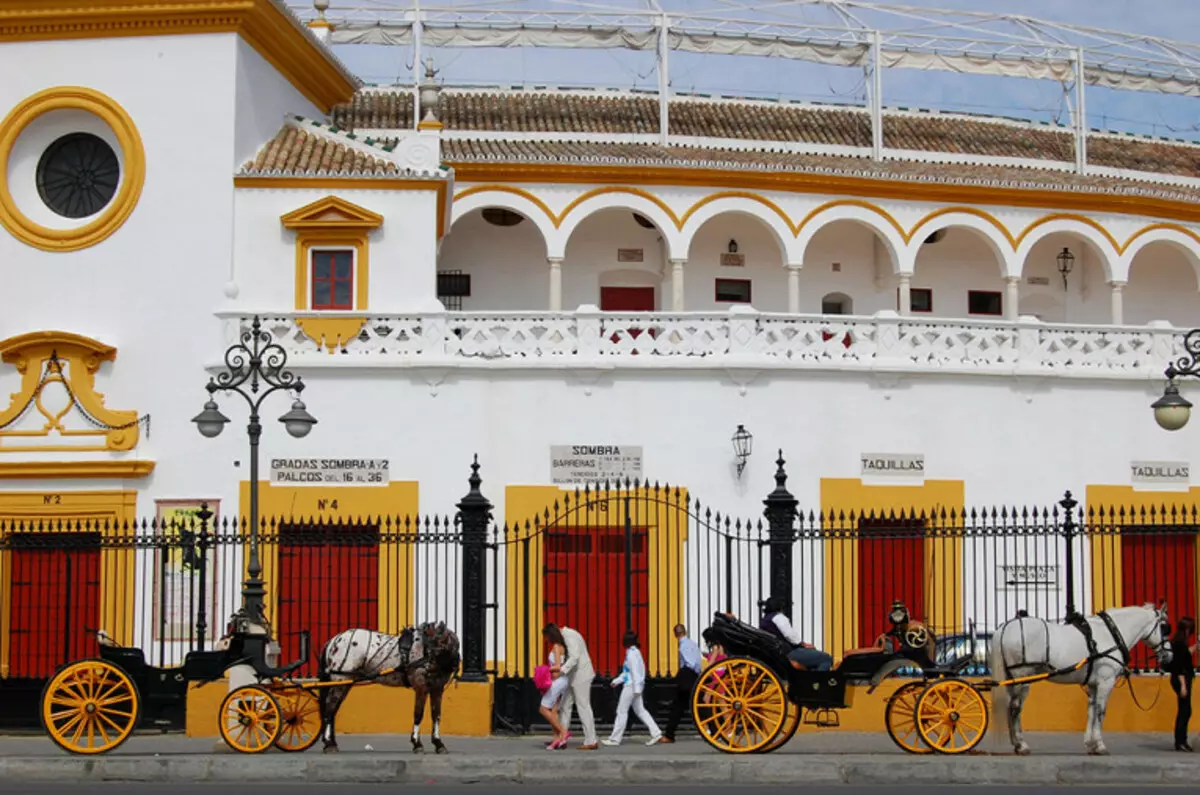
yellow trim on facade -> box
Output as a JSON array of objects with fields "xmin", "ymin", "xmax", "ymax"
[
  {"xmin": 451, "ymin": 162, "xmax": 1200, "ymax": 227},
  {"xmin": 1085, "ymin": 485, "xmax": 1200, "ymax": 618},
  {"xmin": 504, "ymin": 485, "xmax": 689, "ymax": 677},
  {"xmin": 0, "ymin": 331, "xmax": 142, "ymax": 452},
  {"xmin": 281, "ymin": 195, "xmax": 382, "ymax": 319},
  {"xmin": 0, "ymin": 489, "xmax": 137, "ymax": 677},
  {"xmin": 244, "ymin": 481, "xmax": 419, "ymax": 634},
  {"xmin": 678, "ymin": 190, "xmax": 800, "ymax": 234},
  {"xmin": 909, "ymin": 205, "xmax": 1019, "ymax": 249},
  {"xmin": 453, "ymin": 184, "xmax": 560, "ymax": 227},
  {"xmin": 0, "ymin": 1, "xmax": 357, "ymax": 113},
  {"xmin": 556, "ymin": 186, "xmax": 683, "ymax": 230},
  {"xmin": 819, "ymin": 478, "xmax": 965, "ymax": 661},
  {"xmin": 242, "ymin": 177, "xmax": 448, "ymax": 239},
  {"xmin": 0, "ymin": 86, "xmax": 145, "ymax": 253},
  {"xmin": 0, "ymin": 460, "xmax": 154, "ymax": 479}
]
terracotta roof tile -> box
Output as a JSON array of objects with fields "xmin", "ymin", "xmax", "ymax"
[
  {"xmin": 333, "ymin": 89, "xmax": 1200, "ymax": 180},
  {"xmin": 242, "ymin": 125, "xmax": 399, "ymax": 176}
]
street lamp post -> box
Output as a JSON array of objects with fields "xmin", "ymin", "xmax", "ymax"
[
  {"xmin": 1152, "ymin": 328, "xmax": 1200, "ymax": 432},
  {"xmin": 193, "ymin": 316, "xmax": 317, "ymax": 633}
]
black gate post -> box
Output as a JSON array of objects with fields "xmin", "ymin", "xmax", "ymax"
[
  {"xmin": 457, "ymin": 454, "xmax": 493, "ymax": 682},
  {"xmin": 763, "ymin": 450, "xmax": 798, "ymax": 617},
  {"xmin": 195, "ymin": 502, "xmax": 212, "ymax": 652},
  {"xmin": 1060, "ymin": 490, "xmax": 1079, "ymax": 620}
]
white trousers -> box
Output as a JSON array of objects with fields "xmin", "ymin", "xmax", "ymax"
[
  {"xmin": 558, "ymin": 673, "xmax": 597, "ymax": 745},
  {"xmin": 609, "ymin": 685, "xmax": 660, "ymax": 743}
]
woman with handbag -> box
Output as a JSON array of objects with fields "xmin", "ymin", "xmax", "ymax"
[{"xmin": 537, "ymin": 625, "xmax": 571, "ymax": 750}]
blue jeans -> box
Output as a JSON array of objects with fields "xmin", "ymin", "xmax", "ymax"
[{"xmin": 788, "ymin": 646, "xmax": 833, "ymax": 671}]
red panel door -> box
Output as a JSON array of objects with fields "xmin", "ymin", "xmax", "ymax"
[
  {"xmin": 1121, "ymin": 524, "xmax": 1198, "ymax": 669},
  {"xmin": 600, "ymin": 287, "xmax": 655, "ymax": 312},
  {"xmin": 857, "ymin": 518, "xmax": 926, "ymax": 648},
  {"xmin": 544, "ymin": 525, "xmax": 649, "ymax": 678},
  {"xmin": 277, "ymin": 523, "xmax": 380, "ymax": 678},
  {"xmin": 8, "ymin": 533, "xmax": 101, "ymax": 678}
]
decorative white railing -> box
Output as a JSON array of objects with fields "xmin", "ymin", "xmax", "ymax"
[{"xmin": 215, "ymin": 308, "xmax": 1184, "ymax": 380}]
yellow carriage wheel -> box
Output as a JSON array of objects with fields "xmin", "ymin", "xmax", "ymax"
[
  {"xmin": 219, "ymin": 685, "xmax": 282, "ymax": 754},
  {"xmin": 756, "ymin": 699, "xmax": 801, "ymax": 753},
  {"xmin": 885, "ymin": 681, "xmax": 931, "ymax": 754},
  {"xmin": 914, "ymin": 678, "xmax": 989, "ymax": 755},
  {"xmin": 274, "ymin": 688, "xmax": 322, "ymax": 753},
  {"xmin": 41, "ymin": 659, "xmax": 140, "ymax": 755},
  {"xmin": 690, "ymin": 656, "xmax": 786, "ymax": 754}
]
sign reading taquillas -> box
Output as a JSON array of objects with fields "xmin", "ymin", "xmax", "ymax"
[
  {"xmin": 1130, "ymin": 461, "xmax": 1189, "ymax": 485},
  {"xmin": 861, "ymin": 453, "xmax": 925, "ymax": 478}
]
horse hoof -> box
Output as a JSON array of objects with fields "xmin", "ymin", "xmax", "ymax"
[
  {"xmin": 435, "ymin": 746, "xmax": 448, "ymax": 755},
  {"xmin": 1015, "ymin": 747, "xmax": 1031, "ymax": 756},
  {"xmin": 323, "ymin": 745, "xmax": 340, "ymax": 755},
  {"xmin": 413, "ymin": 746, "xmax": 425, "ymax": 755},
  {"xmin": 1088, "ymin": 747, "xmax": 1110, "ymax": 756}
]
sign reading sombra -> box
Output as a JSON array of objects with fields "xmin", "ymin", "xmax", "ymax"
[
  {"xmin": 861, "ymin": 453, "xmax": 925, "ymax": 477},
  {"xmin": 1130, "ymin": 461, "xmax": 1190, "ymax": 485},
  {"xmin": 551, "ymin": 445, "xmax": 643, "ymax": 485}
]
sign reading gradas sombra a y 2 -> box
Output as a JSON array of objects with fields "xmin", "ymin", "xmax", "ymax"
[
  {"xmin": 270, "ymin": 458, "xmax": 390, "ymax": 485},
  {"xmin": 551, "ymin": 445, "xmax": 643, "ymax": 485}
]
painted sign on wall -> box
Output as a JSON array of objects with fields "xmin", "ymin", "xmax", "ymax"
[
  {"xmin": 861, "ymin": 453, "xmax": 925, "ymax": 477},
  {"xmin": 551, "ymin": 445, "xmax": 644, "ymax": 485},
  {"xmin": 1130, "ymin": 461, "xmax": 1190, "ymax": 485},
  {"xmin": 998, "ymin": 564, "xmax": 1059, "ymax": 590},
  {"xmin": 270, "ymin": 458, "xmax": 390, "ymax": 486}
]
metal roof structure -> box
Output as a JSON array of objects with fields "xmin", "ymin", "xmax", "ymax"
[{"xmin": 288, "ymin": 1, "xmax": 1200, "ymax": 170}]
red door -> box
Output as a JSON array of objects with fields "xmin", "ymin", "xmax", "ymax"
[
  {"xmin": 601, "ymin": 287, "xmax": 657, "ymax": 350},
  {"xmin": 857, "ymin": 518, "xmax": 925, "ymax": 648},
  {"xmin": 277, "ymin": 523, "xmax": 380, "ymax": 678},
  {"xmin": 8, "ymin": 533, "xmax": 101, "ymax": 678},
  {"xmin": 544, "ymin": 524, "xmax": 649, "ymax": 677},
  {"xmin": 1121, "ymin": 524, "xmax": 1197, "ymax": 669}
]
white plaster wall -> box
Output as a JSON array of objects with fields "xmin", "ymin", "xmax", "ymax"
[
  {"xmin": 437, "ymin": 210, "xmax": 548, "ymax": 310},
  {"xmin": 1126, "ymin": 242, "xmax": 1200, "ymax": 326},
  {"xmin": 562, "ymin": 208, "xmax": 668, "ymax": 310},
  {"xmin": 910, "ymin": 228, "xmax": 1008, "ymax": 318},
  {"xmin": 230, "ymin": 186, "xmax": 442, "ymax": 311},
  {"xmin": 0, "ymin": 33, "xmax": 246, "ymax": 513},
  {"xmin": 232, "ymin": 38, "xmax": 322, "ymax": 169},
  {"xmin": 684, "ymin": 212, "xmax": 786, "ymax": 312},
  {"xmin": 796, "ymin": 221, "xmax": 895, "ymax": 315}
]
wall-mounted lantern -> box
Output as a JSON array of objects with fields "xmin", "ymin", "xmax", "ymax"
[
  {"xmin": 732, "ymin": 424, "xmax": 753, "ymax": 477},
  {"xmin": 728, "ymin": 239, "xmax": 739, "ymax": 254},
  {"xmin": 1056, "ymin": 246, "xmax": 1075, "ymax": 290}
]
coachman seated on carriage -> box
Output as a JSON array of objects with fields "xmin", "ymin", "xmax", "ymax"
[{"xmin": 759, "ymin": 596, "xmax": 834, "ymax": 671}]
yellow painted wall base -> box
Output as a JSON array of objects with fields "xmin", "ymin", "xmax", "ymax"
[
  {"xmin": 792, "ymin": 678, "xmax": 1177, "ymax": 734},
  {"xmin": 186, "ymin": 680, "xmax": 493, "ymax": 738}
]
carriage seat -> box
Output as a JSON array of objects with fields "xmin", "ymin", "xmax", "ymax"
[
  {"xmin": 100, "ymin": 645, "xmax": 148, "ymax": 675},
  {"xmin": 182, "ymin": 649, "xmax": 233, "ymax": 682}
]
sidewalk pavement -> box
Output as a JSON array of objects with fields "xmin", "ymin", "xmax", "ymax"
[{"xmin": 2, "ymin": 732, "xmax": 1199, "ymax": 785}]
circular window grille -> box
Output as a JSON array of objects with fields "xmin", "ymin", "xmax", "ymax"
[{"xmin": 36, "ymin": 132, "xmax": 121, "ymax": 219}]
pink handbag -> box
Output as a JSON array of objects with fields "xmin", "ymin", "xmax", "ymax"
[{"xmin": 533, "ymin": 664, "xmax": 553, "ymax": 693}]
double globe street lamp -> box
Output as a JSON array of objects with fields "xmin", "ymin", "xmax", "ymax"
[
  {"xmin": 193, "ymin": 316, "xmax": 317, "ymax": 633},
  {"xmin": 1152, "ymin": 329, "xmax": 1200, "ymax": 432}
]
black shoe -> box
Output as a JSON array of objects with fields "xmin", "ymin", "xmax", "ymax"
[{"xmin": 1175, "ymin": 742, "xmax": 1193, "ymax": 752}]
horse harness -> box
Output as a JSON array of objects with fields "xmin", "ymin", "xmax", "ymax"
[{"xmin": 1068, "ymin": 611, "xmax": 1130, "ymax": 683}]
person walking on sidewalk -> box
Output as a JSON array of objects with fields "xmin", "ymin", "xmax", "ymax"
[
  {"xmin": 660, "ymin": 624, "xmax": 702, "ymax": 743},
  {"xmin": 1168, "ymin": 616, "xmax": 1196, "ymax": 751},
  {"xmin": 603, "ymin": 631, "xmax": 663, "ymax": 747},
  {"xmin": 546, "ymin": 623, "xmax": 599, "ymax": 750},
  {"xmin": 538, "ymin": 625, "xmax": 572, "ymax": 750}
]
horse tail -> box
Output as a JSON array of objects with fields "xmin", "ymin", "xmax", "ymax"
[
  {"xmin": 989, "ymin": 623, "xmax": 1011, "ymax": 748},
  {"xmin": 317, "ymin": 633, "xmax": 335, "ymax": 723}
]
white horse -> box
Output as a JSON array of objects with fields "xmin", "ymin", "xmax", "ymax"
[{"xmin": 990, "ymin": 603, "xmax": 1172, "ymax": 756}]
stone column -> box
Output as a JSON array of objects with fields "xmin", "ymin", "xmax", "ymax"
[
  {"xmin": 897, "ymin": 273, "xmax": 912, "ymax": 317},
  {"xmin": 1005, "ymin": 276, "xmax": 1021, "ymax": 321},
  {"xmin": 1109, "ymin": 280, "xmax": 1127, "ymax": 325},
  {"xmin": 787, "ymin": 266, "xmax": 801, "ymax": 314},
  {"xmin": 670, "ymin": 258, "xmax": 686, "ymax": 312},
  {"xmin": 548, "ymin": 257, "xmax": 563, "ymax": 311}
]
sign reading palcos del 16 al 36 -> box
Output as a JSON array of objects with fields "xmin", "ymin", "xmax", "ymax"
[
  {"xmin": 860, "ymin": 453, "xmax": 925, "ymax": 477},
  {"xmin": 550, "ymin": 445, "xmax": 644, "ymax": 485},
  {"xmin": 1130, "ymin": 461, "xmax": 1190, "ymax": 485},
  {"xmin": 269, "ymin": 459, "xmax": 390, "ymax": 486}
]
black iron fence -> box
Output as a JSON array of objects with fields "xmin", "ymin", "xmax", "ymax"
[{"xmin": 0, "ymin": 454, "xmax": 1197, "ymax": 733}]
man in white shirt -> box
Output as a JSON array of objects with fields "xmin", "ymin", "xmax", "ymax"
[
  {"xmin": 546, "ymin": 623, "xmax": 598, "ymax": 749},
  {"xmin": 761, "ymin": 596, "xmax": 832, "ymax": 670}
]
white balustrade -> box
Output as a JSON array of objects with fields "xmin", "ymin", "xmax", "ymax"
[{"xmin": 216, "ymin": 310, "xmax": 1183, "ymax": 380}]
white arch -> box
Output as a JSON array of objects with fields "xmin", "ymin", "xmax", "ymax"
[
  {"xmin": 555, "ymin": 193, "xmax": 686, "ymax": 260},
  {"xmin": 1014, "ymin": 218, "xmax": 1119, "ymax": 282},
  {"xmin": 907, "ymin": 213, "xmax": 1016, "ymax": 279},
  {"xmin": 1120, "ymin": 227, "xmax": 1200, "ymax": 289},
  {"xmin": 679, "ymin": 197, "xmax": 796, "ymax": 265},
  {"xmin": 795, "ymin": 204, "xmax": 908, "ymax": 273},
  {"xmin": 450, "ymin": 191, "xmax": 555, "ymax": 258}
]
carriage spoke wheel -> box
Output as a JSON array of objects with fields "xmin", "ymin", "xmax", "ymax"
[
  {"xmin": 690, "ymin": 656, "xmax": 786, "ymax": 754},
  {"xmin": 219, "ymin": 685, "xmax": 282, "ymax": 754},
  {"xmin": 41, "ymin": 659, "xmax": 139, "ymax": 755},
  {"xmin": 756, "ymin": 699, "xmax": 801, "ymax": 753},
  {"xmin": 885, "ymin": 681, "xmax": 932, "ymax": 754},
  {"xmin": 274, "ymin": 688, "xmax": 321, "ymax": 752},
  {"xmin": 914, "ymin": 679, "xmax": 988, "ymax": 755}
]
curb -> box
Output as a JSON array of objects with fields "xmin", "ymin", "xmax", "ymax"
[{"xmin": 2, "ymin": 754, "xmax": 1199, "ymax": 785}]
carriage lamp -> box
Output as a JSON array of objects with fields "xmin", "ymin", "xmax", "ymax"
[
  {"xmin": 1056, "ymin": 246, "xmax": 1075, "ymax": 290},
  {"xmin": 732, "ymin": 424, "xmax": 753, "ymax": 477},
  {"xmin": 1153, "ymin": 369, "xmax": 1194, "ymax": 431}
]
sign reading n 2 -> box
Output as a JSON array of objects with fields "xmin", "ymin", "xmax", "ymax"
[
  {"xmin": 551, "ymin": 445, "xmax": 643, "ymax": 485},
  {"xmin": 860, "ymin": 453, "xmax": 924, "ymax": 478},
  {"xmin": 270, "ymin": 459, "xmax": 390, "ymax": 486}
]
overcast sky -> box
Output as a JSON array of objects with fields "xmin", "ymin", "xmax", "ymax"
[{"xmin": 322, "ymin": 0, "xmax": 1200, "ymax": 140}]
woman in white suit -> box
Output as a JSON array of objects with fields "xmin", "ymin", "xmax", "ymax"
[{"xmin": 544, "ymin": 623, "xmax": 598, "ymax": 750}]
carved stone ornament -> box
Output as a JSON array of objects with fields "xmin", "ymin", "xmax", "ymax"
[{"xmin": 0, "ymin": 331, "xmax": 144, "ymax": 452}]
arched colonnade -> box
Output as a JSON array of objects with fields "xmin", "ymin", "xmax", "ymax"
[{"xmin": 446, "ymin": 186, "xmax": 1200, "ymax": 325}]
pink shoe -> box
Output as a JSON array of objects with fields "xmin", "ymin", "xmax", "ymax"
[{"xmin": 554, "ymin": 732, "xmax": 572, "ymax": 750}]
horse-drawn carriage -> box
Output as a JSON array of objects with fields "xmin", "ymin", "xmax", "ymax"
[{"xmin": 691, "ymin": 611, "xmax": 992, "ymax": 755}]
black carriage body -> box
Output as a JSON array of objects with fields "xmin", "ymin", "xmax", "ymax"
[{"xmin": 97, "ymin": 645, "xmax": 233, "ymax": 729}]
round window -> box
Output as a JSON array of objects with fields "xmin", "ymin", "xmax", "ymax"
[{"xmin": 36, "ymin": 132, "xmax": 120, "ymax": 219}]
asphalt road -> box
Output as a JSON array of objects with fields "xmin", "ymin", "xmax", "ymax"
[{"xmin": 0, "ymin": 787, "xmax": 1195, "ymax": 794}]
